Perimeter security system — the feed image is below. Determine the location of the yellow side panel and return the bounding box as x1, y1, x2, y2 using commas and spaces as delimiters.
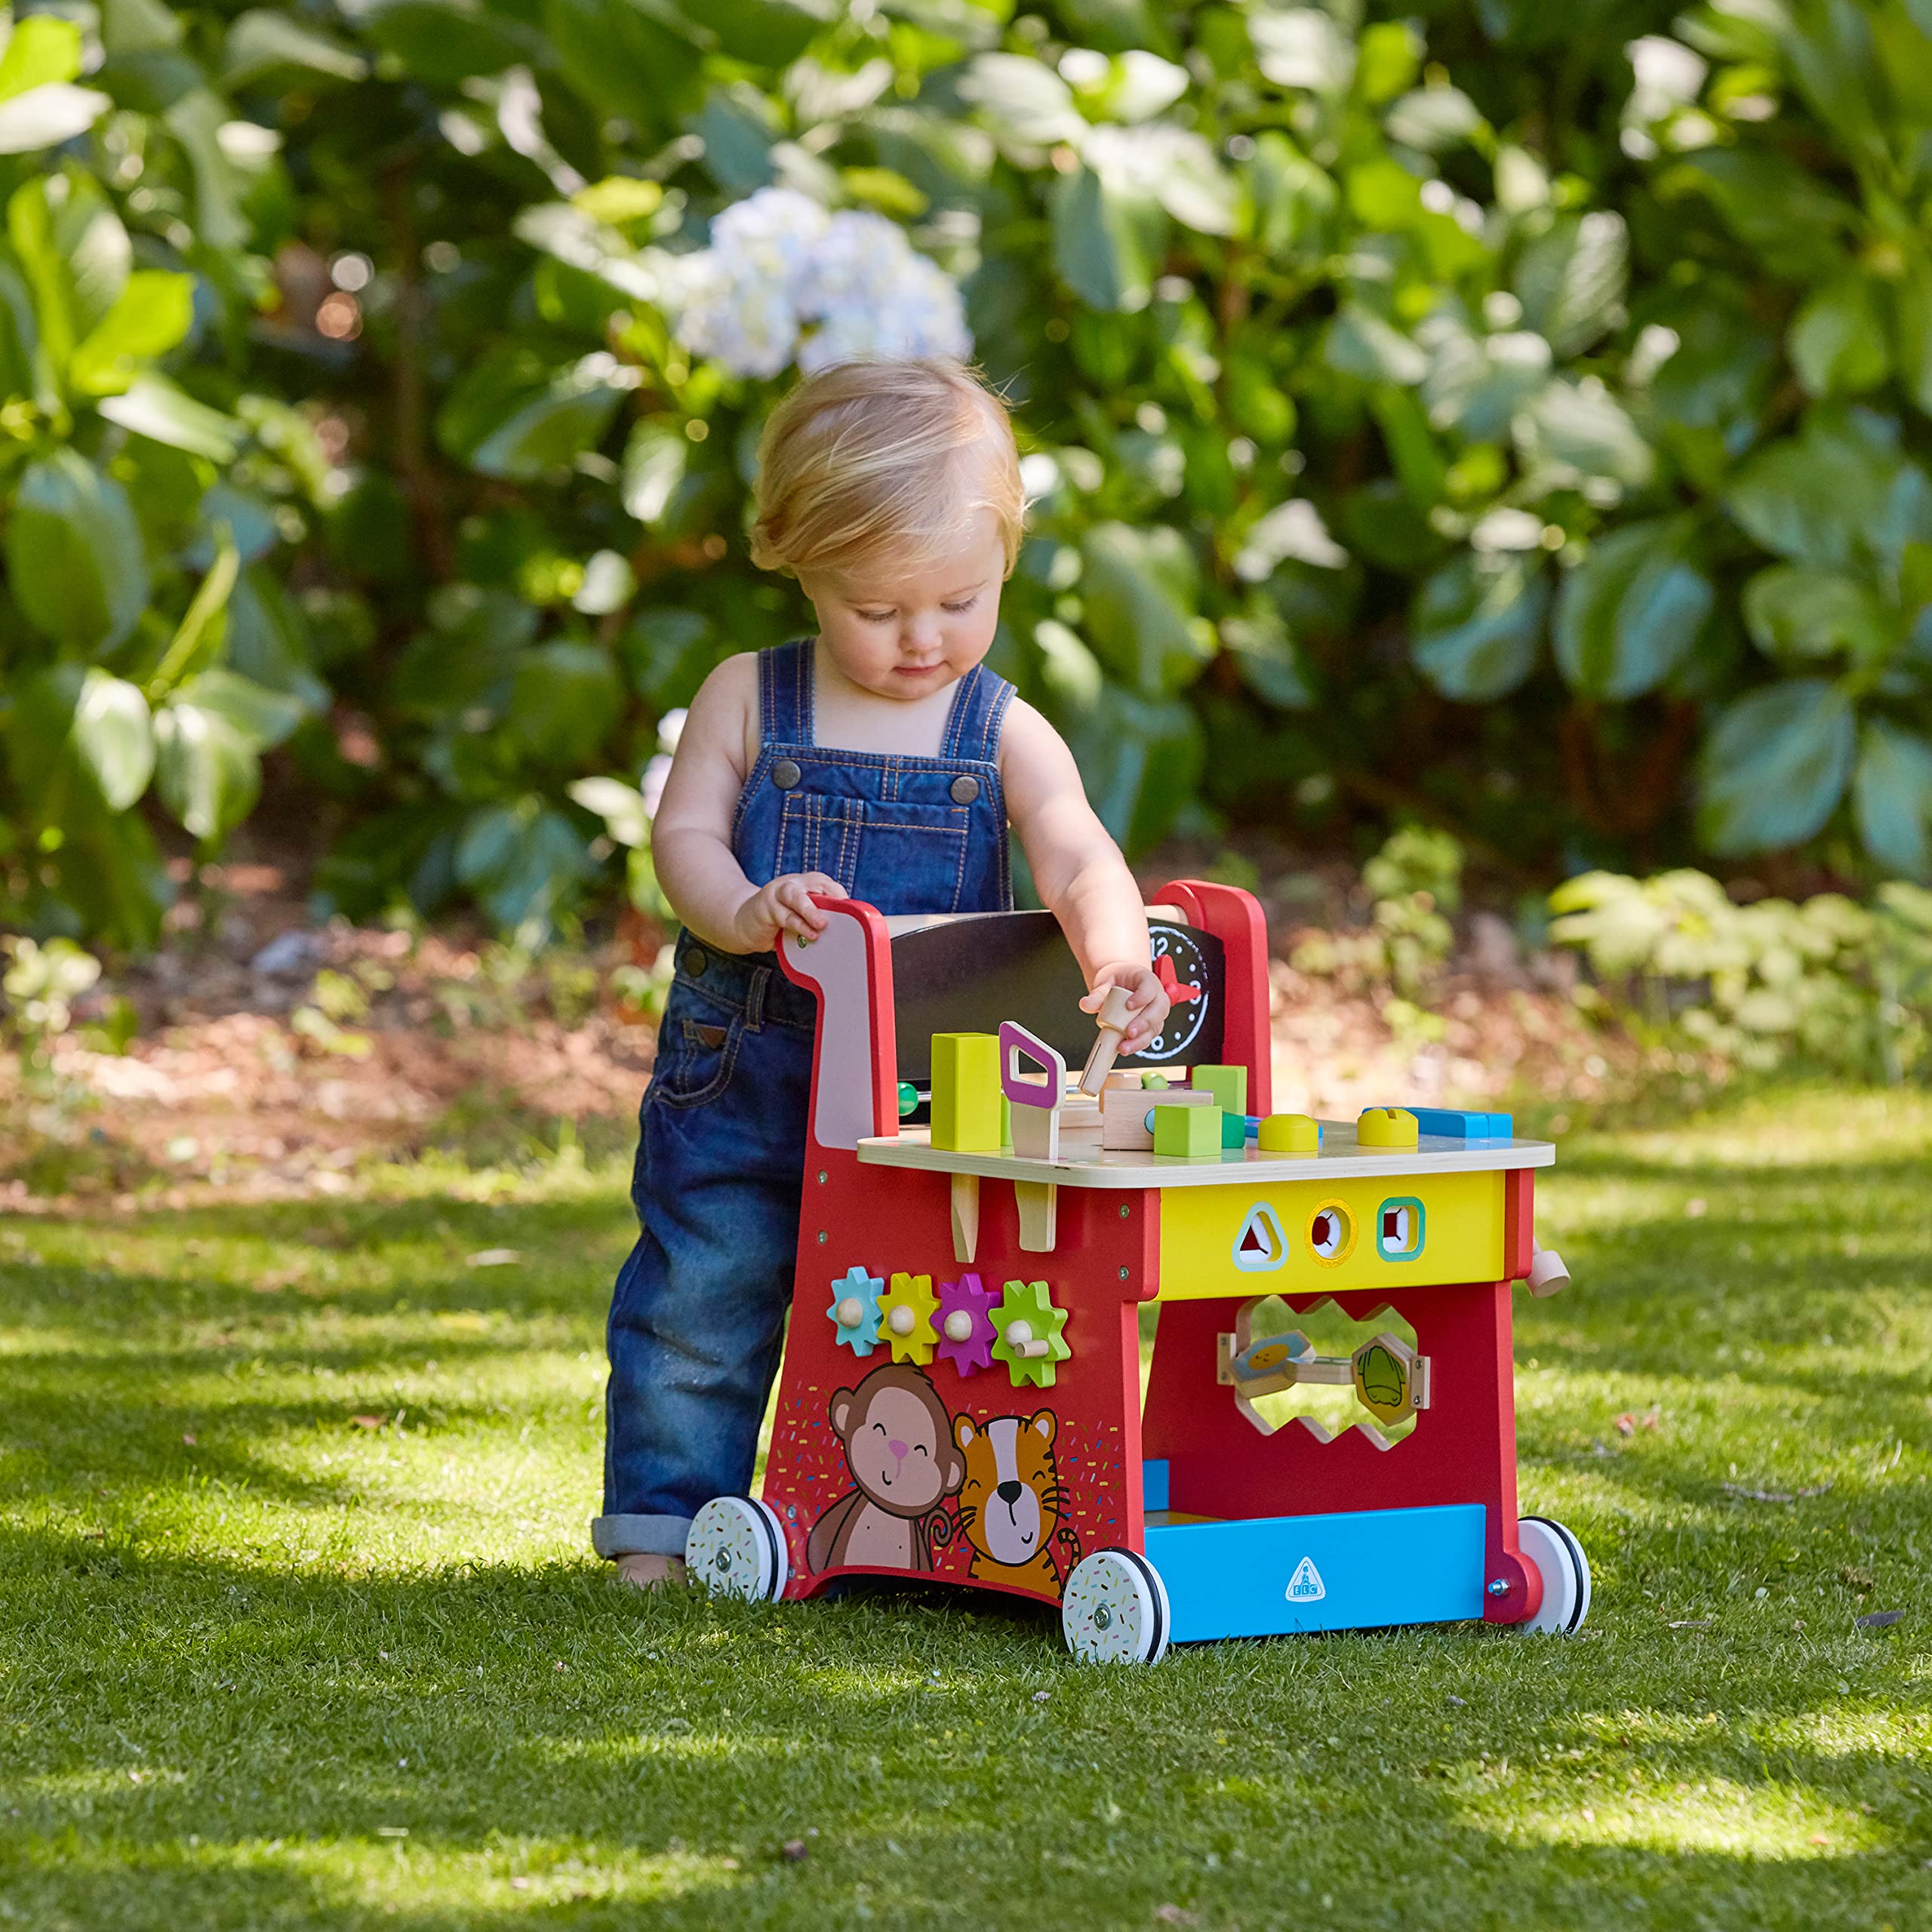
1155, 1169, 1506, 1300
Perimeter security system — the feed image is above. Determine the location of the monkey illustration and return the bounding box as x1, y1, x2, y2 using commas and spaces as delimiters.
806, 1362, 964, 1574
954, 1409, 1079, 1598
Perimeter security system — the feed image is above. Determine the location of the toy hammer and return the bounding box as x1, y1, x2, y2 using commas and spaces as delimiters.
1078, 983, 1135, 1096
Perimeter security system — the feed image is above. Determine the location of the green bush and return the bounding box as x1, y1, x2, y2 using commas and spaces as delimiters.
6, 0, 1932, 946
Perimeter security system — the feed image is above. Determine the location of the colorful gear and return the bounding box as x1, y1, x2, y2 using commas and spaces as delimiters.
877, 1271, 939, 1364
825, 1265, 884, 1356
991, 1278, 1070, 1389
934, 1271, 1000, 1377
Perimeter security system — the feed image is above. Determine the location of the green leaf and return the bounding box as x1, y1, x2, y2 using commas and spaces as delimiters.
692, 0, 836, 67
0, 15, 84, 99
153, 695, 261, 842
96, 375, 242, 458
8, 171, 131, 374
1247, 7, 1355, 93
1050, 164, 1162, 313
1515, 381, 1654, 492
1741, 565, 1894, 661
1553, 519, 1713, 700
1219, 597, 1315, 709
507, 641, 623, 765
0, 82, 108, 155
72, 669, 154, 811
5, 448, 148, 651
1698, 678, 1856, 856
1512, 211, 1627, 358
222, 10, 368, 86
1854, 718, 1932, 878
171, 668, 304, 749
1411, 552, 1549, 701
620, 422, 691, 525
438, 347, 629, 480
1675, 148, 1856, 281
1724, 416, 1898, 569
359, 0, 534, 84
568, 775, 651, 848
1788, 274, 1889, 397
1325, 304, 1426, 386
543, 0, 701, 131
454, 798, 591, 931
1079, 521, 1210, 696
68, 271, 195, 395
162, 89, 248, 253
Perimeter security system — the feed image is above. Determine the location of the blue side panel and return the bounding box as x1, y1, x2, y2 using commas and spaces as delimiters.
1141, 1459, 1169, 1513
1143, 1505, 1487, 1641
1411, 1107, 1512, 1142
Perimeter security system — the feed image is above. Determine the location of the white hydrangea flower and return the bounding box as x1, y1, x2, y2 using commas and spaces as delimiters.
667, 186, 971, 380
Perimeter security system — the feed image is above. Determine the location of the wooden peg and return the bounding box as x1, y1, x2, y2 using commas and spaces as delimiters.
1078, 984, 1135, 1096
949, 1171, 980, 1265
1014, 1178, 1058, 1252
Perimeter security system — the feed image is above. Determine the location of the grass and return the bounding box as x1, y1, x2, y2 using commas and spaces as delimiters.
2, 1087, 1929, 1930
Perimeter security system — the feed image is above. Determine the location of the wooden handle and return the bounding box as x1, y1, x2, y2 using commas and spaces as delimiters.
1077, 984, 1136, 1096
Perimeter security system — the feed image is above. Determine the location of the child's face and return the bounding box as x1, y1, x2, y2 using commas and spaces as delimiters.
800, 506, 1005, 703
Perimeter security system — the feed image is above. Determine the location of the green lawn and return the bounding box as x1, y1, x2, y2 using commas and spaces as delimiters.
3, 1091, 1929, 1930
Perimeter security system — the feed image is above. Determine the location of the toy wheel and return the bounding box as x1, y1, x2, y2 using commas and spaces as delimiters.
1062, 1548, 1171, 1665
685, 1496, 789, 1604
1515, 1515, 1591, 1635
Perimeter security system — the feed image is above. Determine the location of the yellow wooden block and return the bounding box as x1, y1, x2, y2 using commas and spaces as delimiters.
1155, 1169, 1506, 1299
931, 1032, 1001, 1151
1257, 1112, 1320, 1153
1357, 1106, 1419, 1149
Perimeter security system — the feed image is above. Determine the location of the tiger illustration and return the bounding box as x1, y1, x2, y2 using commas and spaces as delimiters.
953, 1409, 1080, 1596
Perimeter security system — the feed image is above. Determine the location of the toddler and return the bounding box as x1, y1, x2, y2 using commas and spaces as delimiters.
594, 358, 1171, 1586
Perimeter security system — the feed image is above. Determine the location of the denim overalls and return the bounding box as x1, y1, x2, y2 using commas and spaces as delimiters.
593, 638, 1016, 1559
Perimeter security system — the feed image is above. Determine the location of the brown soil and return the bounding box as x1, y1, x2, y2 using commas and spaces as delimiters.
0, 856, 1654, 1214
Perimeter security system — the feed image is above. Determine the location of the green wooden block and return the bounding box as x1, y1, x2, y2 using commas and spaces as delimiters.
931, 1032, 1001, 1151
1192, 1063, 1247, 1117
1220, 1109, 1247, 1148
1154, 1102, 1222, 1158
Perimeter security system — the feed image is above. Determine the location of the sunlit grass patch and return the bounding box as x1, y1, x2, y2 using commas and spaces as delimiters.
2, 1087, 1929, 1930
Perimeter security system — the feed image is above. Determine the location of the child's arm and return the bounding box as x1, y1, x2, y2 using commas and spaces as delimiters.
652, 660, 842, 953
1000, 700, 1171, 1054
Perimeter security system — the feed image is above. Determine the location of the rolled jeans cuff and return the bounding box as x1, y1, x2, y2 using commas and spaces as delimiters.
592, 1512, 693, 1559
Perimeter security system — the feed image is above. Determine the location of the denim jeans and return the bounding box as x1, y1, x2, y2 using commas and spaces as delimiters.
592, 939, 816, 1558
594, 638, 1016, 1560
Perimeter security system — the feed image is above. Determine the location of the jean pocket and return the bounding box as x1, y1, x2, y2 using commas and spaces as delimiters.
650, 1011, 743, 1109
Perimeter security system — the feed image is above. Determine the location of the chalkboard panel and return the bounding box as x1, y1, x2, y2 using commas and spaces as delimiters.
889, 911, 1226, 1090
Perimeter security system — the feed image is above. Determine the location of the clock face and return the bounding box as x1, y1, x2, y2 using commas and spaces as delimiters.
1139, 923, 1211, 1062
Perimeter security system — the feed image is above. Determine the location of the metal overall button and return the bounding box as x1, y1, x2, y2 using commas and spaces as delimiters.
685, 947, 707, 977
949, 775, 979, 804
773, 758, 801, 789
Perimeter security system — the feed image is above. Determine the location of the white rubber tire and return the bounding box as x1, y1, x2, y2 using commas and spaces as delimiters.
685, 1496, 789, 1603
1515, 1515, 1591, 1635
1062, 1548, 1171, 1664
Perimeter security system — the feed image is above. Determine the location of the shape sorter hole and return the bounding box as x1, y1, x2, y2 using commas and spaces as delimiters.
1230, 1296, 1420, 1447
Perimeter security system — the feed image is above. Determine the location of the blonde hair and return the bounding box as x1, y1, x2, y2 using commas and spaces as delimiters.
749, 358, 1025, 581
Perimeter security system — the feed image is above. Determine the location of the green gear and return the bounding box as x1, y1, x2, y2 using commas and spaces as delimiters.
990, 1278, 1070, 1389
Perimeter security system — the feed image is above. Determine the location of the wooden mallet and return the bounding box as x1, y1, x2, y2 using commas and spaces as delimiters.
1078, 983, 1135, 1096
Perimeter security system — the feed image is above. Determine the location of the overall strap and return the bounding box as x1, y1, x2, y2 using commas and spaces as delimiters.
758, 638, 817, 747
940, 663, 1016, 764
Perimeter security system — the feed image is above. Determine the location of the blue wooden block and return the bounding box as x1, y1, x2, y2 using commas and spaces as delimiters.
1410, 1107, 1513, 1142
1142, 1459, 1170, 1513
1143, 1504, 1487, 1641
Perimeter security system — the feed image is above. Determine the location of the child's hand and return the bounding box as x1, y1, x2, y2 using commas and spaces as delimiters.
1081, 963, 1171, 1056
731, 872, 844, 952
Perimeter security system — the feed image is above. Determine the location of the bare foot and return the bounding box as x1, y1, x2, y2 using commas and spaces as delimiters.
614, 1552, 685, 1590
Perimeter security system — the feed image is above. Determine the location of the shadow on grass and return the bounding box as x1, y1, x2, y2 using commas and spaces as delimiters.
3, 1521, 1930, 1931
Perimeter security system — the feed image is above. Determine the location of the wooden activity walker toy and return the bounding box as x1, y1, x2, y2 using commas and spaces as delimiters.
684, 883, 1588, 1663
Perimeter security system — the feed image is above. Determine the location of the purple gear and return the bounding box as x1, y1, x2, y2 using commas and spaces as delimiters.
934, 1271, 1000, 1377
